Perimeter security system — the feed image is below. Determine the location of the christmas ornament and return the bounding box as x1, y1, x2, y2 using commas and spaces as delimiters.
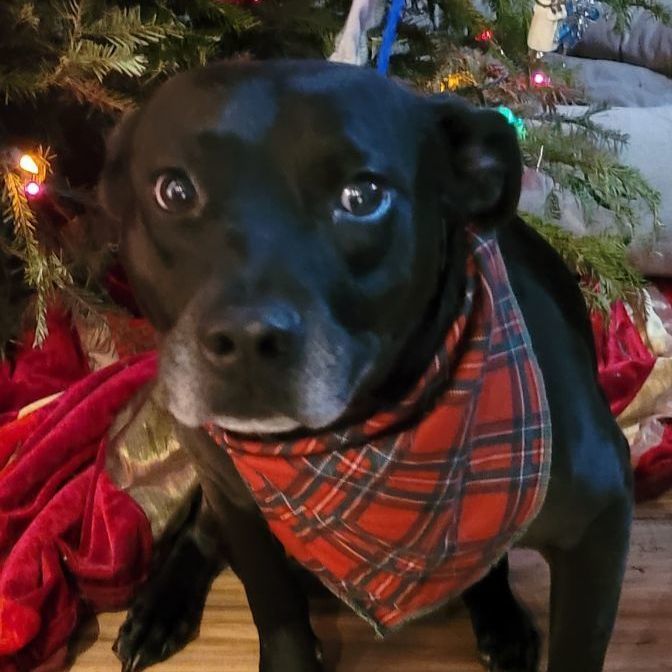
527, 0, 600, 53
496, 106, 527, 139
556, 0, 600, 50
440, 71, 477, 91
528, 0, 567, 53
330, 0, 386, 66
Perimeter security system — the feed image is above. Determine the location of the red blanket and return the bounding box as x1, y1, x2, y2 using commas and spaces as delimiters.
0, 314, 156, 672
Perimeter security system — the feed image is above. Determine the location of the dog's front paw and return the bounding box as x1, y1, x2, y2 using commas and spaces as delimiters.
113, 583, 206, 672
259, 627, 324, 672
473, 603, 540, 672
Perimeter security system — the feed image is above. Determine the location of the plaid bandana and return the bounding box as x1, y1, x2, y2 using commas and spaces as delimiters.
207, 231, 551, 635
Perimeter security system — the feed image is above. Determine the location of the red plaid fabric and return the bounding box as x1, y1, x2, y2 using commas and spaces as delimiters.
208, 232, 551, 634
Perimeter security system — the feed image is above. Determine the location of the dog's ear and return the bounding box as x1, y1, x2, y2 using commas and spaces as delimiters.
431, 95, 522, 228
98, 109, 140, 227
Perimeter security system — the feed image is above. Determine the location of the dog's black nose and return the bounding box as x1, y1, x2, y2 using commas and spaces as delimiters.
198, 302, 303, 368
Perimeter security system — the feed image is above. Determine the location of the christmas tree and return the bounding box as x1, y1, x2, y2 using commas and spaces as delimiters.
0, 0, 667, 349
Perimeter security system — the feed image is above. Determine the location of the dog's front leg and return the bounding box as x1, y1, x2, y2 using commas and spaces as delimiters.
185, 427, 323, 672
546, 495, 632, 672
463, 555, 540, 671
217, 494, 323, 672
114, 493, 226, 672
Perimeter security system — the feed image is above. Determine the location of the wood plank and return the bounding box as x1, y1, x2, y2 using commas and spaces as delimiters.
636, 490, 672, 521
71, 503, 672, 671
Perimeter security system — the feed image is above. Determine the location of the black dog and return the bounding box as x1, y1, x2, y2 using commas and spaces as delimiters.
99, 60, 633, 672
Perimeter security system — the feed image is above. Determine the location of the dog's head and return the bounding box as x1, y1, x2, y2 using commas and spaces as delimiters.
99, 60, 521, 433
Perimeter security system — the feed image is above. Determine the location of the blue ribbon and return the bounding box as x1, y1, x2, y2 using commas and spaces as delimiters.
376, 0, 405, 75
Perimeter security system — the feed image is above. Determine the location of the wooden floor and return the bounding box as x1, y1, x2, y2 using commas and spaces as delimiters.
72, 494, 672, 672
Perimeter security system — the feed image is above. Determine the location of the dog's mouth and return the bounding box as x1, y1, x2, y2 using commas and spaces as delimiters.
157, 328, 378, 436
206, 414, 302, 435
202, 378, 361, 435
158, 367, 370, 436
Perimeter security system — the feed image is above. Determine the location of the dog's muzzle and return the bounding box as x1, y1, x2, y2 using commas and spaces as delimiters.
158, 294, 377, 433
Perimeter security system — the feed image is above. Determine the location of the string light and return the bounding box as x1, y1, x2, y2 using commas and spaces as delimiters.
531, 70, 551, 87
19, 154, 39, 175
440, 71, 477, 91
496, 106, 527, 139
24, 181, 42, 198
475, 29, 494, 42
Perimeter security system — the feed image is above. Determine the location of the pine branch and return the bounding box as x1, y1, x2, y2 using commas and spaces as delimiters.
250, 0, 342, 57
521, 213, 646, 313
1, 0, 660, 345
437, 0, 490, 33
2, 151, 74, 346
528, 106, 630, 151
59, 74, 134, 111
486, 0, 533, 60
184, 0, 260, 32
145, 29, 220, 73
1, 0, 288, 347
58, 0, 86, 36
521, 125, 661, 233
60, 281, 115, 339
8, 1, 41, 30
601, 0, 672, 30
3, 171, 38, 245
0, 67, 49, 103
83, 6, 176, 49
59, 40, 148, 81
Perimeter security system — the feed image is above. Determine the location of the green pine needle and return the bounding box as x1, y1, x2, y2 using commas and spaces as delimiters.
0, 0, 665, 348
62, 41, 149, 81
601, 0, 672, 30
522, 213, 646, 313
2, 169, 73, 346
521, 124, 661, 234
84, 7, 176, 50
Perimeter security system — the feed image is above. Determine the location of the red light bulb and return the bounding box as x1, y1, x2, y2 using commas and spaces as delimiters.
25, 181, 42, 198
475, 29, 494, 42
531, 70, 550, 87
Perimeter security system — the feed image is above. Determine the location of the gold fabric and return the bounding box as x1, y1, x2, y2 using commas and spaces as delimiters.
106, 388, 198, 541
618, 287, 672, 464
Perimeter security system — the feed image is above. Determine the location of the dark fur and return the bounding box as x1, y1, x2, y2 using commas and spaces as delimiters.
99, 60, 633, 672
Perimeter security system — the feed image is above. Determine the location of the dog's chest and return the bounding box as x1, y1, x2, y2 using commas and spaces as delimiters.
207, 233, 552, 634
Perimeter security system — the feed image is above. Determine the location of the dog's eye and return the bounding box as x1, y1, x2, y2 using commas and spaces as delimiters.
154, 171, 197, 213
339, 181, 391, 220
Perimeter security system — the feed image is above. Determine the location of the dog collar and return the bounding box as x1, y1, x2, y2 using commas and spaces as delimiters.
207, 231, 552, 634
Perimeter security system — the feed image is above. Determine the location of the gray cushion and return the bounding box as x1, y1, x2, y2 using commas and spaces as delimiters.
545, 54, 672, 106
570, 5, 672, 78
